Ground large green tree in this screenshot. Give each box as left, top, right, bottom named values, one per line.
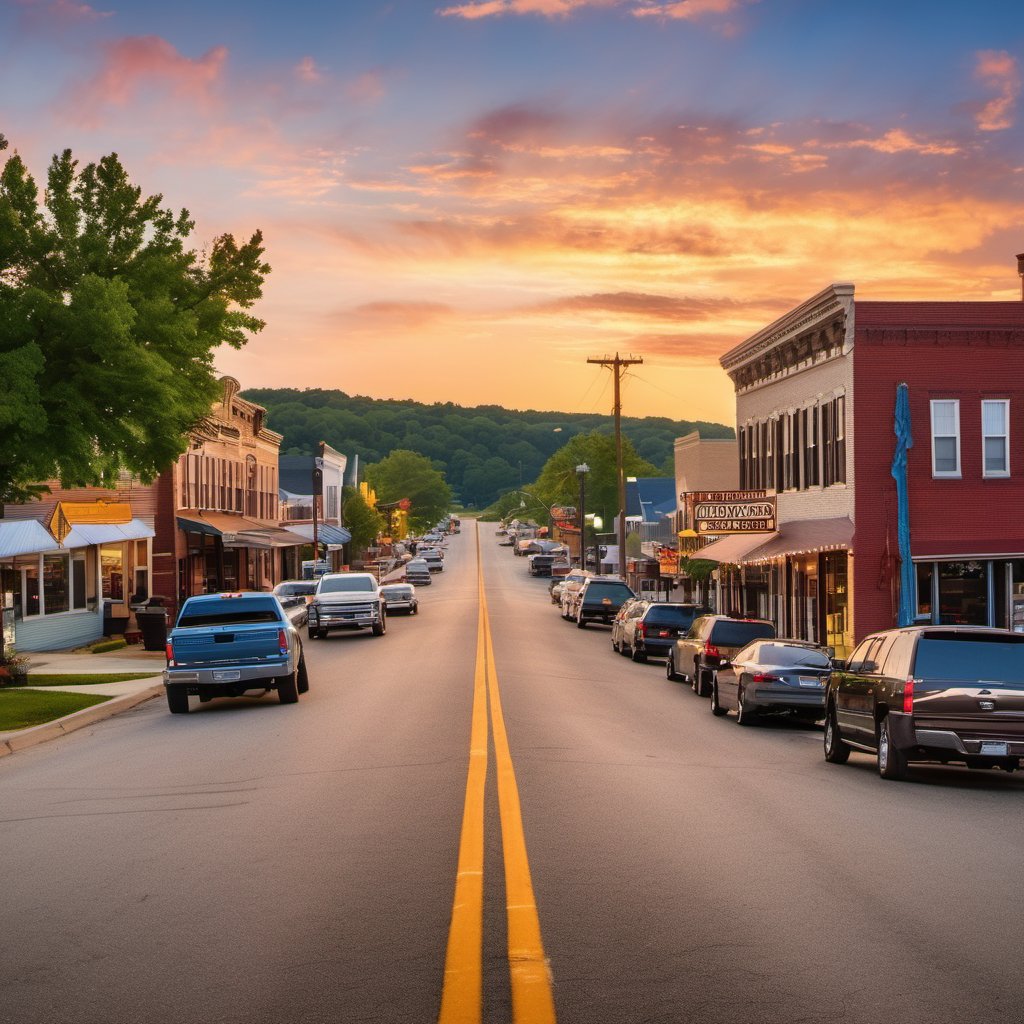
left=365, top=449, right=452, bottom=532
left=0, top=136, right=270, bottom=504
left=342, top=486, right=384, bottom=558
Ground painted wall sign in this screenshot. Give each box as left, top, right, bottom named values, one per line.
left=688, top=490, right=776, bottom=534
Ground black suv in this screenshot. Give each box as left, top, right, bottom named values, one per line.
left=572, top=578, right=636, bottom=629
left=667, top=615, right=776, bottom=696
left=621, top=603, right=709, bottom=662
left=824, top=625, right=1024, bottom=780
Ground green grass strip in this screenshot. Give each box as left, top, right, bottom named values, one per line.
left=0, top=690, right=111, bottom=732
left=20, top=673, right=160, bottom=687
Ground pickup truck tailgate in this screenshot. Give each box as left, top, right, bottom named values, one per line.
left=171, top=627, right=284, bottom=666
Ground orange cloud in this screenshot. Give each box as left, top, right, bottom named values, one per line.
left=822, top=127, right=962, bottom=156
left=973, top=49, right=1020, bottom=131
left=65, top=35, right=227, bottom=120
left=437, top=0, right=744, bottom=19
left=632, top=0, right=750, bottom=20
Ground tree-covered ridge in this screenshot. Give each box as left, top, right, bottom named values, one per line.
left=242, top=387, right=734, bottom=509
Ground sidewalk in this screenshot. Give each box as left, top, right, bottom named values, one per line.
left=1, top=645, right=165, bottom=759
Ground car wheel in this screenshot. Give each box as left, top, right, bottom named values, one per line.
left=877, top=716, right=908, bottom=780
left=307, top=627, right=320, bottom=640
left=612, top=636, right=620, bottom=653
left=371, top=616, right=386, bottom=637
left=710, top=682, right=727, bottom=717
left=166, top=686, right=189, bottom=715
left=277, top=670, right=300, bottom=704
left=823, top=703, right=851, bottom=764
left=630, top=643, right=646, bottom=663
left=297, top=656, right=309, bottom=695
left=666, top=654, right=682, bottom=681
left=735, top=686, right=757, bottom=726
left=696, top=667, right=713, bottom=698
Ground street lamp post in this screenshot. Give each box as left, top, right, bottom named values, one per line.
left=575, top=463, right=589, bottom=568
left=592, top=514, right=603, bottom=572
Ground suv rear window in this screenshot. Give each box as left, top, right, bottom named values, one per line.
left=644, top=606, right=700, bottom=626
left=710, top=620, right=776, bottom=647
left=584, top=583, right=633, bottom=600
left=912, top=635, right=1024, bottom=687
left=178, top=597, right=282, bottom=627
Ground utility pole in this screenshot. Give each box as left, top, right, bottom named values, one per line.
left=587, top=353, right=643, bottom=577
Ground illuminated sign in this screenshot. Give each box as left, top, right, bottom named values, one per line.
left=688, top=490, right=776, bottom=535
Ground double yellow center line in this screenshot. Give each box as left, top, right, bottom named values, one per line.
left=438, top=525, right=557, bottom=1024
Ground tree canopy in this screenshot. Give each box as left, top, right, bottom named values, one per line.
left=365, top=449, right=452, bottom=532
left=242, top=387, right=733, bottom=510
left=0, top=138, right=269, bottom=503
left=342, top=486, right=384, bottom=557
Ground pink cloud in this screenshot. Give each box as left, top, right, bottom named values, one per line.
left=437, top=0, right=750, bottom=20
left=973, top=49, right=1020, bottom=131
left=346, top=70, right=386, bottom=103
left=65, top=35, right=227, bottom=120
left=295, top=56, right=324, bottom=84
left=632, top=0, right=751, bottom=20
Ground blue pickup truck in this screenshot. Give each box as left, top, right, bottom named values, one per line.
left=163, top=592, right=309, bottom=714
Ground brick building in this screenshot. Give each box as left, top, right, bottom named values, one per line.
left=702, top=281, right=1024, bottom=657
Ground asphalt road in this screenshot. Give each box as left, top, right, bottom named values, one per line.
left=2, top=523, right=1023, bottom=1024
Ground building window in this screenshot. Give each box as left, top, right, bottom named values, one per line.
left=930, top=399, right=961, bottom=477
left=803, top=405, right=819, bottom=487
left=72, top=551, right=87, bottom=610
left=43, top=553, right=70, bottom=615
left=982, top=399, right=1009, bottom=477
left=822, top=396, right=846, bottom=486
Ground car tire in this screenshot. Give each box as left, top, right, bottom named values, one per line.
left=710, top=682, right=727, bottom=717
left=277, top=670, right=300, bottom=704
left=612, top=636, right=620, bottom=653
left=307, top=627, right=321, bottom=640
left=696, top=667, right=713, bottom=698
left=297, top=656, right=309, bottom=695
left=877, top=715, right=908, bottom=780
left=166, top=686, right=189, bottom=715
left=576, top=613, right=587, bottom=629
left=630, top=643, right=646, bottom=663
left=735, top=686, right=756, bottom=726
left=823, top=703, right=851, bottom=764
left=371, top=616, right=386, bottom=637
left=666, top=654, right=682, bottom=681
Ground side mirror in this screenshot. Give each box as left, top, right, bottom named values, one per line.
left=718, top=659, right=731, bottom=669
left=831, top=659, right=846, bottom=671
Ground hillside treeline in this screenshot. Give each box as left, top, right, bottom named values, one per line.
left=242, top=388, right=734, bottom=509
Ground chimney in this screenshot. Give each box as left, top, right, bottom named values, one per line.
left=1018, top=252, right=1024, bottom=300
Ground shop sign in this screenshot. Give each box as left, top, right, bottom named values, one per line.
left=657, top=547, right=679, bottom=575
left=689, top=490, right=776, bottom=535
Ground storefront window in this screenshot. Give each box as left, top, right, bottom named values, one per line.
left=43, top=553, right=70, bottom=615
left=937, top=561, right=987, bottom=626
left=17, top=555, right=40, bottom=617
left=915, top=562, right=934, bottom=621
left=72, top=552, right=87, bottom=610
left=823, top=551, right=850, bottom=658
left=101, top=544, right=124, bottom=600
left=1, top=561, right=16, bottom=618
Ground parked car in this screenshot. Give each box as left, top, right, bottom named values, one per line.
left=307, top=572, right=386, bottom=639
left=610, top=598, right=647, bottom=654
left=528, top=553, right=560, bottom=577
left=568, top=577, right=636, bottom=629
left=164, top=592, right=308, bottom=713
left=419, top=550, right=444, bottom=573
left=272, top=580, right=317, bottom=627
left=621, top=602, right=710, bottom=662
left=558, top=570, right=593, bottom=618
left=711, top=639, right=833, bottom=724
left=380, top=583, right=419, bottom=615
left=823, top=625, right=1024, bottom=780
left=667, top=615, right=777, bottom=695
left=405, top=559, right=432, bottom=586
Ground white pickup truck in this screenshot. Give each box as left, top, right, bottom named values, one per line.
left=306, top=572, right=387, bottom=639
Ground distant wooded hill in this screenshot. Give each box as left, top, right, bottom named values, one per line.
left=242, top=388, right=734, bottom=509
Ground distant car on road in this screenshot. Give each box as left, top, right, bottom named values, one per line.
left=711, top=639, right=832, bottom=725
left=272, top=580, right=317, bottom=627
left=307, top=572, right=386, bottom=639
left=405, top=559, right=432, bottom=586
left=824, top=625, right=1024, bottom=780
left=380, top=583, right=419, bottom=615
left=667, top=615, right=776, bottom=695
left=569, top=577, right=636, bottom=629
left=620, top=602, right=710, bottom=662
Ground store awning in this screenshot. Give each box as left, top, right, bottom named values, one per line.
left=0, top=519, right=60, bottom=558
left=285, top=523, right=352, bottom=546
left=745, top=517, right=853, bottom=562
left=694, top=532, right=776, bottom=564
left=176, top=510, right=303, bottom=548
left=63, top=519, right=155, bottom=548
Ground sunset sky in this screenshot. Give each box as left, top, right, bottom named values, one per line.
left=3, top=0, right=1023, bottom=426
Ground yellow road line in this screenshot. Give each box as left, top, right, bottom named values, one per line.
left=439, top=523, right=556, bottom=1024
left=437, top=530, right=489, bottom=1024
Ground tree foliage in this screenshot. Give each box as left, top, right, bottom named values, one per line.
left=242, top=387, right=733, bottom=510
left=342, top=486, right=384, bottom=557
left=0, top=139, right=270, bottom=504
left=365, top=449, right=452, bottom=532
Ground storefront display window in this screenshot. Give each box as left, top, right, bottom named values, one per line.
left=43, top=553, right=69, bottom=615
left=823, top=552, right=849, bottom=658
left=16, top=555, right=40, bottom=617
left=72, top=551, right=87, bottom=610
left=937, top=561, right=987, bottom=626
left=915, top=562, right=933, bottom=621
left=101, top=544, right=124, bottom=600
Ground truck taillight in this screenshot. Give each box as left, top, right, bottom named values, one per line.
left=278, top=629, right=289, bottom=655
left=165, top=641, right=175, bottom=668
left=903, top=677, right=915, bottom=714
left=704, top=640, right=720, bottom=658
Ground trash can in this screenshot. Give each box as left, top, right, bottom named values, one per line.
left=136, top=597, right=170, bottom=652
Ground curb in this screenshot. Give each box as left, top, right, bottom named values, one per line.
left=0, top=684, right=163, bottom=759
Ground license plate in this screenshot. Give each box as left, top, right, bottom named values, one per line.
left=602, top=598, right=611, bottom=605
left=213, top=670, right=240, bottom=682
left=980, top=741, right=1009, bottom=756
left=798, top=676, right=822, bottom=687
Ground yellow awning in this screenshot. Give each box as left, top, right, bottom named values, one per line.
left=49, top=501, right=133, bottom=545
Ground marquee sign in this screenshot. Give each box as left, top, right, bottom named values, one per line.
left=689, top=490, right=776, bottom=535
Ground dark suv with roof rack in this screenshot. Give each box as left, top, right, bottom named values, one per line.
left=667, top=615, right=776, bottom=696
left=824, top=625, right=1024, bottom=780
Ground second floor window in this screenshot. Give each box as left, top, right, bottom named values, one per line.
left=982, top=399, right=1009, bottom=477
left=930, top=399, right=961, bottom=477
